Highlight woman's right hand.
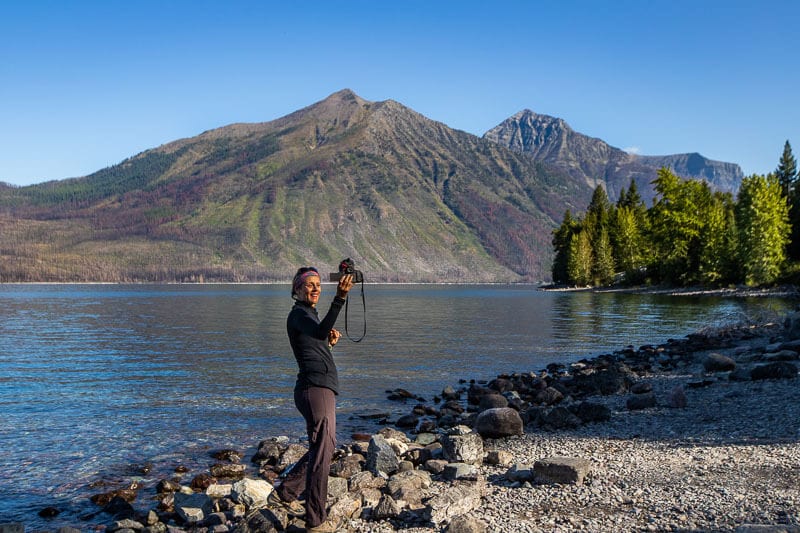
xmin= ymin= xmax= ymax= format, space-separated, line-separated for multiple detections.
xmin=336 ymin=274 xmax=354 ymax=299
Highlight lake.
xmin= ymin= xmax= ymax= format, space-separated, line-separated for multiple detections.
xmin=0 ymin=284 xmax=794 ymax=528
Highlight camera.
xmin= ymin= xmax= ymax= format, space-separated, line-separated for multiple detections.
xmin=329 ymin=257 xmax=363 ymax=283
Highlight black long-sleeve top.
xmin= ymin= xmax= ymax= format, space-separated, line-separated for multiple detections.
xmin=286 ymin=296 xmax=346 ymax=394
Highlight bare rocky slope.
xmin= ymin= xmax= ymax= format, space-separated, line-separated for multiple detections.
xmin=483 ymin=110 xmax=744 ymax=204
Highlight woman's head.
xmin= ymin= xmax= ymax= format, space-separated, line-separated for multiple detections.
xmin=292 ymin=266 xmax=321 ymax=306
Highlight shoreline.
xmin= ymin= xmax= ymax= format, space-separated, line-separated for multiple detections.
xmin=5 ymin=312 xmax=800 ymax=532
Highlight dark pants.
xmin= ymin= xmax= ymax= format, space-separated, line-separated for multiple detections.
xmin=277 ymin=386 xmax=336 ymax=527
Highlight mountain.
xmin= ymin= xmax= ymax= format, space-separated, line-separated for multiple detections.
xmin=483 ymin=110 xmax=744 ymax=204
xmin=0 ymin=90 xmax=593 ymax=283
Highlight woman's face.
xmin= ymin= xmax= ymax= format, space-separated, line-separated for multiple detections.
xmin=298 ymin=274 xmax=321 ymax=307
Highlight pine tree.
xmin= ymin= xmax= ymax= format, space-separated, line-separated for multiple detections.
xmin=592 ymin=226 xmax=615 ymax=285
xmin=567 ymin=230 xmax=593 ymax=286
xmin=612 ymin=205 xmax=645 ymax=281
xmin=776 ymin=140 xmax=797 ymax=198
xmin=551 ymin=210 xmax=580 ymax=284
xmin=649 ymin=168 xmax=713 ymax=284
xmin=736 ymin=174 xmax=790 ymax=285
xmin=776 ymin=141 xmax=800 ymax=260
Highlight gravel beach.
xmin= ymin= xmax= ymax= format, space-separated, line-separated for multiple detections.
xmin=348 ymin=317 xmax=800 ymax=533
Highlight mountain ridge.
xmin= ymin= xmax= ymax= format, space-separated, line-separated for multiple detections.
xmin=483 ymin=109 xmax=744 ymax=203
xmin=0 ymin=90 xmax=745 ymax=283
xmin=0 ymin=90 xmax=590 ymax=282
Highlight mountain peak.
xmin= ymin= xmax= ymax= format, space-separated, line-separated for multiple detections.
xmin=484 ymin=110 xmax=743 ymax=203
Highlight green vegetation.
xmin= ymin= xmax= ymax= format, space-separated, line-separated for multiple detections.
xmin=552 ymin=141 xmax=798 ymax=287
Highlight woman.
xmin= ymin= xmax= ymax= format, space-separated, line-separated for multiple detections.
xmin=269 ymin=266 xmax=353 ymax=532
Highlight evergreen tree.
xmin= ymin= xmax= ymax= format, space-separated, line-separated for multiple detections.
xmin=736 ymin=174 xmax=790 ymax=285
xmin=567 ymin=230 xmax=593 ymax=286
xmin=776 ymin=141 xmax=800 ymax=260
xmin=698 ymin=193 xmax=737 ymax=284
xmin=649 ymin=168 xmax=713 ymax=284
xmin=551 ymin=210 xmax=580 ymax=284
xmin=592 ymin=226 xmax=615 ymax=285
xmin=612 ymin=205 xmax=645 ymax=281
xmin=776 ymin=140 xmax=797 ymax=198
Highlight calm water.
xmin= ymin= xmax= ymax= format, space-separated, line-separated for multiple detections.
xmin=0 ymin=284 xmax=794 ymax=527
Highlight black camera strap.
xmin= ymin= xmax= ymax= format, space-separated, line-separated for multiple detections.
xmin=343 ymin=278 xmax=366 ymax=342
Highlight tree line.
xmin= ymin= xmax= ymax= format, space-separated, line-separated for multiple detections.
xmin=552 ymin=140 xmax=798 ymax=287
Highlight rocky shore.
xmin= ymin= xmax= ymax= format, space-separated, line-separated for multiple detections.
xmin=5 ymin=311 xmax=800 ymax=533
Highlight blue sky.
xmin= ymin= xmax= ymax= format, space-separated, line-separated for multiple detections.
xmin=1 ymin=0 xmax=798 ymax=186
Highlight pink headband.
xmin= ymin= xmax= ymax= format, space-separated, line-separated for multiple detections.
xmin=293 ymin=269 xmax=319 ymax=295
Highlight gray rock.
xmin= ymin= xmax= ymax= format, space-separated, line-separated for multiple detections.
xmin=441 ymin=431 xmax=485 ymax=465
xmin=206 ymin=483 xmax=233 ymax=499
xmin=424 ymin=459 xmax=449 ymax=474
xmin=326 ymin=492 xmax=362 ymax=522
xmin=210 ymin=463 xmax=246 ymax=479
xmin=541 ymin=406 xmax=582 ymax=428
xmin=445 ymin=515 xmax=488 ymax=533
xmin=366 ymin=434 xmax=400 ymax=475
xmin=327 ymin=475 xmax=349 ymax=501
xmin=444 ymin=462 xmax=480 ymax=481
xmin=330 ymin=453 xmax=364 ymax=479
xmin=533 ymin=456 xmax=591 ymax=485
xmin=484 ymin=449 xmax=513 ymax=466
xmin=372 ymin=494 xmax=401 ymax=520
xmin=479 ymin=393 xmax=508 ymax=410
xmin=626 ymin=392 xmax=657 ymax=410
xmin=630 ymin=381 xmax=653 ymax=394
xmin=387 ymin=469 xmax=432 ymax=505
xmin=765 ymin=350 xmax=800 ymax=361
xmin=277 ymin=443 xmax=307 ymax=471
xmin=784 ymin=310 xmax=800 ymax=339
xmin=735 ymin=526 xmax=800 ymax=533
xmin=669 ymin=385 xmax=687 ymax=408
xmin=251 ymin=439 xmax=284 ymax=466
xmin=231 ymin=478 xmax=273 ymax=509
xmin=505 ymin=463 xmax=534 ymax=483
xmin=751 ymin=362 xmax=798 ymax=380
xmin=425 ymin=481 xmax=485 ymax=525
xmin=112 ymin=519 xmax=145 ymax=532
xmin=729 ymin=367 xmax=752 ymax=381
xmin=233 ymin=509 xmax=278 ymax=533
xmin=395 ymin=413 xmax=419 ymax=428
xmin=442 ymin=385 xmax=460 ymax=401
xmin=348 ymin=470 xmax=386 ymax=492
xmin=415 ymin=432 xmax=438 ymax=446
xmin=174 ymin=492 xmax=213 ymax=524
xmin=704 ymin=353 xmax=737 ymax=372
xmin=534 ymin=386 xmax=564 ymax=405
xmin=474 ymin=407 xmax=523 ymax=438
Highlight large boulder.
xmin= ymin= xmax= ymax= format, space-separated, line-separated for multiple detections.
xmin=626 ymin=392 xmax=657 ymax=411
xmin=703 ymin=353 xmax=736 ymax=372
xmin=751 ymin=362 xmax=798 ymax=380
xmin=533 ymin=456 xmax=591 ymax=485
xmin=174 ymin=492 xmax=213 ymax=524
xmin=231 ymin=478 xmax=273 ymax=509
xmin=441 ymin=431 xmax=484 ymax=465
xmin=425 ymin=481 xmax=485 ymax=525
xmin=478 ymin=393 xmax=508 ymax=410
xmin=366 ymin=435 xmax=400 ymax=476
xmin=474 ymin=407 xmax=523 ymax=438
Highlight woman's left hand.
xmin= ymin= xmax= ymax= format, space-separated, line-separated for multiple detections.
xmin=329 ymin=328 xmax=342 ymax=347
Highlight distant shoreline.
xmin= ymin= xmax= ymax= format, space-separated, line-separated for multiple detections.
xmin=542 ymin=283 xmax=800 ymax=298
